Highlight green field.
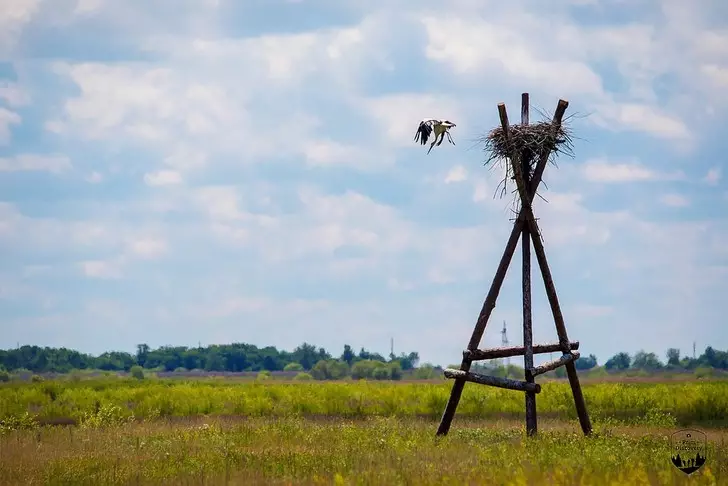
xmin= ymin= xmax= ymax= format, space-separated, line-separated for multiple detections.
xmin=1 ymin=378 xmax=727 ymax=485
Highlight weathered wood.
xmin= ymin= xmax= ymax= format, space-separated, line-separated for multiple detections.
xmin=464 ymin=341 xmax=579 ymax=360
xmin=519 ymin=93 xmax=537 ymax=437
xmin=444 ymin=369 xmax=541 ymax=393
xmin=436 ymin=98 xmax=570 ymax=437
xmin=531 ymin=352 xmax=580 ymax=377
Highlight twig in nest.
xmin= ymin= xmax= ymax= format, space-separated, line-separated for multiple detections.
xmin=477 ymin=116 xmax=575 ymax=204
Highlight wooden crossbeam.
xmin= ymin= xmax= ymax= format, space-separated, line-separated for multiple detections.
xmin=465 ymin=341 xmax=579 ymax=361
xmin=530 ymin=352 xmax=580 ymax=377
xmin=444 ymin=369 xmax=541 ymax=393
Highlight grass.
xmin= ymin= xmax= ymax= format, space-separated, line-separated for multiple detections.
xmin=1 ymin=416 xmax=725 ymax=485
xmin=2 ymin=378 xmax=728 ymax=484
xmin=2 ymin=379 xmax=728 ymax=427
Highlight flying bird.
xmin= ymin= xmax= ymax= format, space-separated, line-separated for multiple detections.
xmin=414 ymin=118 xmax=457 ymax=154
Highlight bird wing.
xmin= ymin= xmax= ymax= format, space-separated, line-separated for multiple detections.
xmin=414 ymin=119 xmax=437 ymax=145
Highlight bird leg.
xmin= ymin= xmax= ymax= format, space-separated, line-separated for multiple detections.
xmin=435 ymin=132 xmax=446 ymax=147
xmin=445 ymin=131 xmax=455 ymax=145
xmin=427 ymin=138 xmax=438 ymax=154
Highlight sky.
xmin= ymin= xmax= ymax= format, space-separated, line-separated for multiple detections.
xmin=0 ymin=0 xmax=727 ymax=368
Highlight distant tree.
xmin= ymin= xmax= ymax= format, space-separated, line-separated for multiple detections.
xmin=358 ymin=348 xmax=386 ymax=362
xmin=292 ymin=343 xmax=320 ymax=370
xmin=666 ymin=348 xmax=681 ymax=367
xmin=574 ymin=354 xmax=598 ymax=370
xmin=284 ymin=362 xmax=304 ymax=372
xmin=604 ymin=352 xmax=631 ymax=370
xmin=203 ymin=351 xmax=225 ymax=371
xmin=136 ymin=344 xmax=150 ymax=367
xmin=700 ymin=346 xmax=728 ymax=369
xmin=631 ymin=350 xmax=663 ymax=370
xmin=341 ymin=345 xmax=355 ymax=366
xmin=393 ymin=352 xmax=420 ymax=370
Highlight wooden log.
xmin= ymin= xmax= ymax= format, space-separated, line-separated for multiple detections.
xmin=464 ymin=341 xmax=579 ymax=361
xmin=435 ymin=99 xmax=569 ymax=437
xmin=517 ymin=93 xmax=537 ymax=436
xmin=565 ymin=362 xmax=592 ymax=435
xmin=531 ymin=352 xmax=580 ymax=377
xmin=444 ymin=369 xmax=541 ymax=393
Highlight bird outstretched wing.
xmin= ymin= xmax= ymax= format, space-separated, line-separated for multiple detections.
xmin=414 ymin=118 xmax=437 ymax=145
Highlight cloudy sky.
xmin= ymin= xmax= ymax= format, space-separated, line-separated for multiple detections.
xmin=1 ymin=0 xmax=726 ymax=368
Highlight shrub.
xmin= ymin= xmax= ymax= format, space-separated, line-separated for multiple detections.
xmin=284 ymin=362 xmax=304 ymax=372
xmin=130 ymin=365 xmax=145 ymax=380
xmin=372 ymin=367 xmax=390 ymax=380
xmin=413 ymin=364 xmax=441 ymax=380
xmin=311 ymin=360 xmax=349 ymax=380
xmin=294 ymin=372 xmax=313 ymax=381
xmin=388 ymin=362 xmax=403 ymax=380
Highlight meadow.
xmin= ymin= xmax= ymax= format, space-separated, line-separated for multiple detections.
xmin=1 ymin=378 xmax=727 ymax=485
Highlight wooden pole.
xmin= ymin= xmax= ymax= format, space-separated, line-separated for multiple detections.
xmin=436 ymin=98 xmax=569 ymax=437
xmin=519 ymin=93 xmax=537 ymax=436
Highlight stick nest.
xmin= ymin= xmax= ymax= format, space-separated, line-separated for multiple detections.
xmin=478 ymin=120 xmax=574 ymax=201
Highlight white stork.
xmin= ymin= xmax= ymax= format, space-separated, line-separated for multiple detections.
xmin=414 ymin=118 xmax=456 ymax=154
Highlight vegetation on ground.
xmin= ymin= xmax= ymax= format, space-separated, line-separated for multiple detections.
xmin=2 ymin=379 xmax=728 ymax=429
xmin=1 ymin=416 xmax=724 ymax=485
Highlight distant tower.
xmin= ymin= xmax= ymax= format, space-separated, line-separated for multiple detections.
xmin=501 ymin=321 xmax=510 ymax=367
xmin=693 ymin=341 xmax=696 ymax=360
xmin=390 ymin=337 xmax=394 ymax=360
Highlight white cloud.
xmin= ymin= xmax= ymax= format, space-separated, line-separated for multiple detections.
xmin=74 ymin=0 xmax=103 ymax=16
xmin=581 ymin=159 xmax=683 ymax=183
xmin=144 ymin=170 xmax=183 ymax=186
xmin=0 ymin=82 xmax=30 ymax=107
xmin=0 ymin=154 xmax=72 ymax=173
xmin=126 ymin=237 xmax=167 ymax=259
xmin=0 ymin=108 xmax=20 ymax=144
xmin=704 ymin=167 xmax=721 ymax=185
xmin=589 ymin=102 xmax=691 ymax=140
xmin=85 ymin=171 xmax=103 ymax=183
xmin=80 ymin=259 xmax=123 ymax=279
xmin=0 ymin=0 xmax=41 ymax=55
xmin=444 ymin=165 xmax=467 ymax=183
xmin=659 ymin=193 xmax=690 ymax=208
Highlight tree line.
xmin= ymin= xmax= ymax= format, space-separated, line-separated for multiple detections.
xmin=0 ymin=342 xmax=421 ymax=374
xmin=541 ymin=346 xmax=728 ymax=376
xmin=0 ymin=341 xmax=726 ymax=377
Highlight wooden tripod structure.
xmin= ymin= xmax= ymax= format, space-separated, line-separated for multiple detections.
xmin=436 ymin=93 xmax=592 ymax=437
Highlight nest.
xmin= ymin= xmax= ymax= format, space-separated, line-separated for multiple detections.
xmin=478 ymin=119 xmax=574 ymax=201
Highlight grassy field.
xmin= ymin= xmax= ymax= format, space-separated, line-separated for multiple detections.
xmin=1 ymin=378 xmax=727 ymax=485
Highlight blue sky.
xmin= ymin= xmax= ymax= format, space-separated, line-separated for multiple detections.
xmin=0 ymin=0 xmax=727 ymax=368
